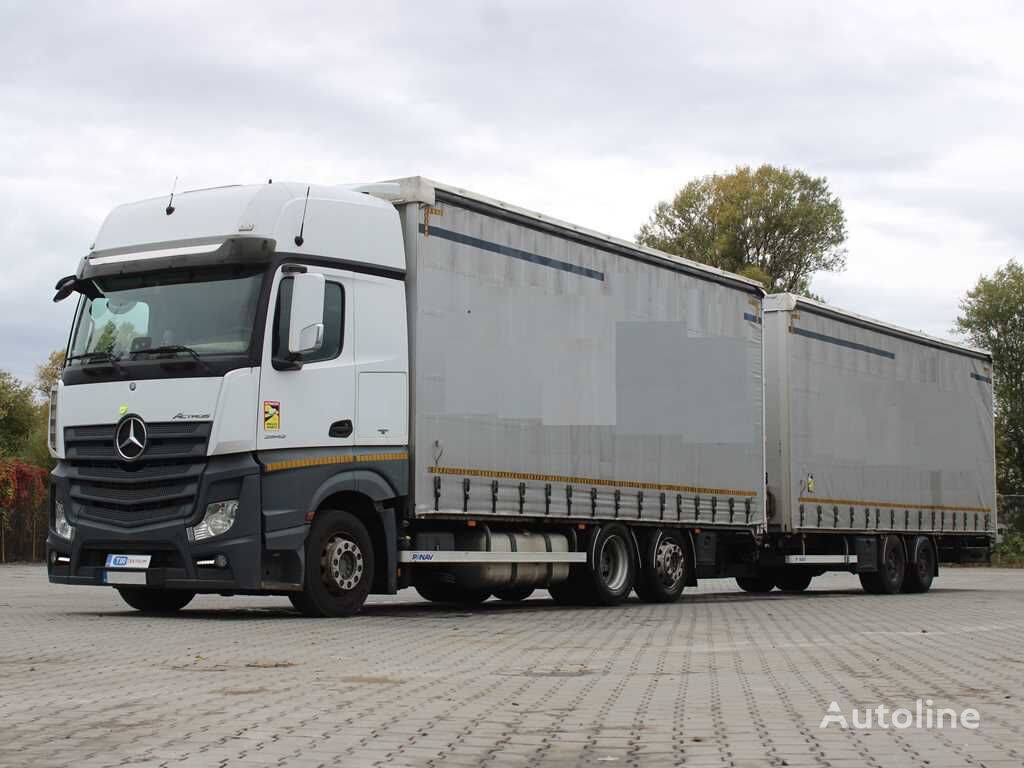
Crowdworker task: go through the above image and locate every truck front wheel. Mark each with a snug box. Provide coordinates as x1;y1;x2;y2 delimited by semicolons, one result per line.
291;510;374;618
117;587;195;613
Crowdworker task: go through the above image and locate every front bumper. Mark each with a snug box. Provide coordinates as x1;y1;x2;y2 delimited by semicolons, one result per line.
47;454;265;593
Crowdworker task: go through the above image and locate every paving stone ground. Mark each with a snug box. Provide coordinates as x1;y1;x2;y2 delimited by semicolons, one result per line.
1;565;1023;767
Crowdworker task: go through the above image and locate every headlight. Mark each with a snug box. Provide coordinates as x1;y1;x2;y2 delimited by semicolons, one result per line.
54;500;74;541
188;500;238;542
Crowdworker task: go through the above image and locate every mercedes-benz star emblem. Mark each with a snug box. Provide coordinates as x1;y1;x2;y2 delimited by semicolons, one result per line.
115;415;147;461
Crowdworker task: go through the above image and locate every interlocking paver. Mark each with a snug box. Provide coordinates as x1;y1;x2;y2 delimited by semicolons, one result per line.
1;565;1023;766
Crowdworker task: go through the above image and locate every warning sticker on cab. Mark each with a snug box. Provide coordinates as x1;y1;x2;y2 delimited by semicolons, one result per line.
263;400;281;431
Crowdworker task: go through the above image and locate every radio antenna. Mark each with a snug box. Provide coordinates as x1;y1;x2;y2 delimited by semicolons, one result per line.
294;186;310;246
165;176;178;216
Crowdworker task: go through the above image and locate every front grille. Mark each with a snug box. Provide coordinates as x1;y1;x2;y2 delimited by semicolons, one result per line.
64;421;211;528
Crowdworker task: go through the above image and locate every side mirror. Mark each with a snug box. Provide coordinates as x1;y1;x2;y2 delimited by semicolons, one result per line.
287;273;326;355
53;275;77;303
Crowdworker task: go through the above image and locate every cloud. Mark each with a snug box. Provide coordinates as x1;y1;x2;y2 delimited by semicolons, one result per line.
1;0;1022;380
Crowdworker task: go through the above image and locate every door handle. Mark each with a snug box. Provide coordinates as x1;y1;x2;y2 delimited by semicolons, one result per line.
329;419;353;438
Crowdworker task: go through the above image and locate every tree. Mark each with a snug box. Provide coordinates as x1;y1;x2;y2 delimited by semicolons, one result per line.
0;372;35;458
0;459;48;562
637;164;848;295
955;260;1024;494
95;320;118;354
35;349;65;400
19;350;66;470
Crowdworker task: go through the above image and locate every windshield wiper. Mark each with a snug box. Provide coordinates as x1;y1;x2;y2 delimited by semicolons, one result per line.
65;351;124;374
129;345;212;373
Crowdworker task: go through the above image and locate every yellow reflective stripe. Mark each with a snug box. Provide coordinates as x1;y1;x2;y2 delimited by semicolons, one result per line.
427;465;757;498
799;496;990;514
264;451;408;474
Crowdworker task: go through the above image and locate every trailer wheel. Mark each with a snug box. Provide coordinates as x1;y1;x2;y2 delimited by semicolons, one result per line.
576;523;637;605
859;535;905;595
902;537;935;593
634;529;688;603
117;587;195;613
292;510;374;617
774;571;813;593
735;576;775;593
493;586;535;602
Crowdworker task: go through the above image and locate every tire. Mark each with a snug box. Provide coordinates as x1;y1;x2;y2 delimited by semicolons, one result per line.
117;587;195;613
859;535;906;595
634;528;688;603
288;592;316;614
774;570;813;593
858;571;884;594
414;580;490;605
902;537;935;593
575;523;637;606
493;586;535;602
736;576;775;593
292;510;374;617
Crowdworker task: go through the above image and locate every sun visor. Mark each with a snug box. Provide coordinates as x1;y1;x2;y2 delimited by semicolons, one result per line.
80;237;276;279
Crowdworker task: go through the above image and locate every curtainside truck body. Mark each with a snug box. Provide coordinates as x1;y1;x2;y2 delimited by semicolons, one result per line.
751;293;996;595
46;177;769;616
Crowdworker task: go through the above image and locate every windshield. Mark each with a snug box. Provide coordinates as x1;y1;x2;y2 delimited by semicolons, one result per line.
68;266;264;363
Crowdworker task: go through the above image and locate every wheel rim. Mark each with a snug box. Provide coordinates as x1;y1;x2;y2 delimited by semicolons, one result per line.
885;545;901;583
321;534;364;594
654;536;685;590
917;548;931;581
598;534;630;593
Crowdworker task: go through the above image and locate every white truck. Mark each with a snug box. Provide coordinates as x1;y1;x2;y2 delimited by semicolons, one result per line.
46;178;995;616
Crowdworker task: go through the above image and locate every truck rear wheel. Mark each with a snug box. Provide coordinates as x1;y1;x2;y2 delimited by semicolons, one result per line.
774;571;813;593
117;587;195;613
291;510;374;617
902;537;935;593
859;535;905;595
735;576;775;593
578;523;637;606
634;528;688;603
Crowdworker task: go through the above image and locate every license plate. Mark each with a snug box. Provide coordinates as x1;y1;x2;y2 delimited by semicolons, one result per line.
104;571;147;585
105;554;151;569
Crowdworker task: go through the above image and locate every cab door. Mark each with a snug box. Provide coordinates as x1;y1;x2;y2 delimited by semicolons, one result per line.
257;265;355;451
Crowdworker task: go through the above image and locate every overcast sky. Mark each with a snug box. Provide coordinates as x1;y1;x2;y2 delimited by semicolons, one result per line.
2;1;1022;383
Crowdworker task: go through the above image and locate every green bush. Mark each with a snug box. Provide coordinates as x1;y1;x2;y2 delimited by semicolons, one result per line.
994;533;1024;566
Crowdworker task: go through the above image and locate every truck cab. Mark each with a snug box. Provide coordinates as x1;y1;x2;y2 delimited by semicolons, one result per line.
47;182;410;614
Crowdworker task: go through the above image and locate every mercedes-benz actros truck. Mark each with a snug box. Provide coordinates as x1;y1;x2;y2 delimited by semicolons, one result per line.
45;177;996;616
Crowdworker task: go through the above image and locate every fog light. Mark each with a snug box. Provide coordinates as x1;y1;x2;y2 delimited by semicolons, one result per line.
196;555;229;569
188;500;239;542
54;500;74;541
